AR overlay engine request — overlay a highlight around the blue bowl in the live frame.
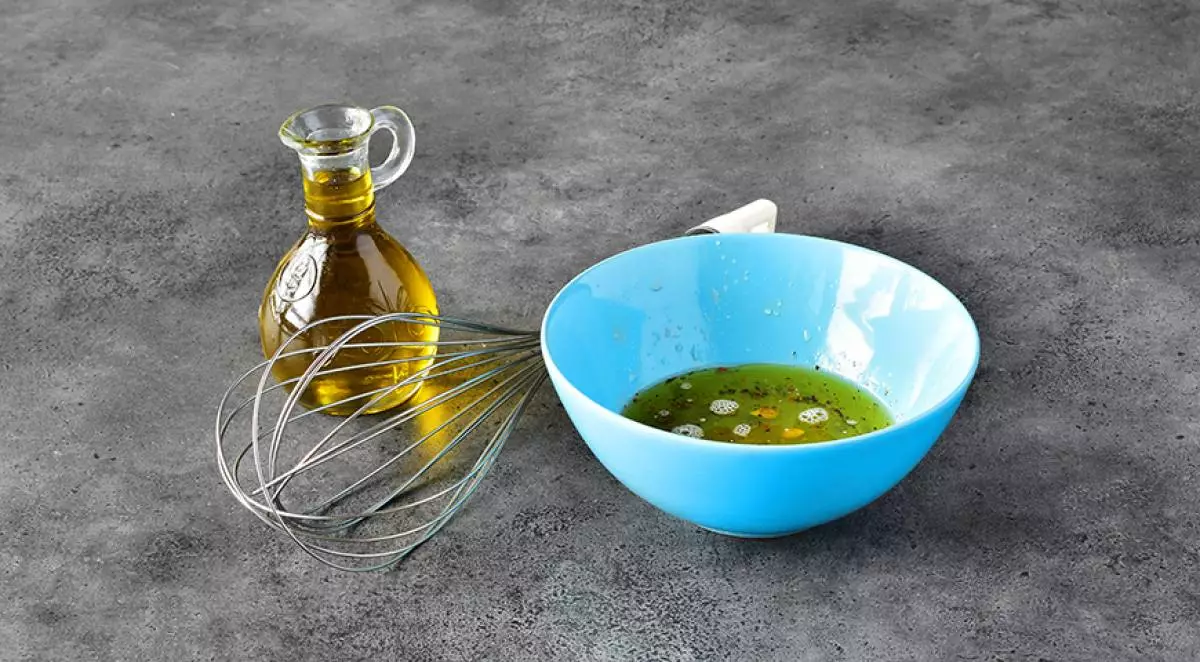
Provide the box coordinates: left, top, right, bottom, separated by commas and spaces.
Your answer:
541, 233, 980, 537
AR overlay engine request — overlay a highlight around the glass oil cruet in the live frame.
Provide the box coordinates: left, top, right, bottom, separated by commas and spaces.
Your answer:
259, 103, 439, 416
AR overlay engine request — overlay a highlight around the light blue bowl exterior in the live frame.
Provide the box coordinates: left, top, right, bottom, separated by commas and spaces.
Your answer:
541, 233, 980, 537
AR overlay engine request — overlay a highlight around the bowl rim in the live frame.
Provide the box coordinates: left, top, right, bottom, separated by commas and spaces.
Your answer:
539, 232, 981, 453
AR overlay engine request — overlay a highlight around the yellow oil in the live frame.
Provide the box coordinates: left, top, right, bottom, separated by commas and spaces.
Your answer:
302, 167, 375, 220
406, 348, 522, 483
259, 166, 440, 416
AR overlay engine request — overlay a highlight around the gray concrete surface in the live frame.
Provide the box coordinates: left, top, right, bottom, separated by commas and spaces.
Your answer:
3, 0, 1199, 659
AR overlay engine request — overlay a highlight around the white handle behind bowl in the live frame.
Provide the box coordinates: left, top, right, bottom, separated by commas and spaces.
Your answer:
685, 199, 778, 235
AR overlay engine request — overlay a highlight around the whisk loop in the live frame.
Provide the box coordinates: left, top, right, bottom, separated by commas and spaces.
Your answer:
215, 313, 546, 571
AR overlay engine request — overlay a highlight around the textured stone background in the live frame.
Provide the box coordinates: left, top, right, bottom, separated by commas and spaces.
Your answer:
3, 0, 1199, 659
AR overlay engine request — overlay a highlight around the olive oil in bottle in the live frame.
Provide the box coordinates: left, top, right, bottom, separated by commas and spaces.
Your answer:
259, 104, 438, 416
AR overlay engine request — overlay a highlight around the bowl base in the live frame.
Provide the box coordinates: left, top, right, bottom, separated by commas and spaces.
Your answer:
698, 524, 803, 539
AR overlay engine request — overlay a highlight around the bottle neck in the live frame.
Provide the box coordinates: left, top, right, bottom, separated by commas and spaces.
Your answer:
297, 147, 377, 230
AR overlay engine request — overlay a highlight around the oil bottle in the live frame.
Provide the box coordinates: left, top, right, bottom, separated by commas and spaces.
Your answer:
259, 103, 439, 415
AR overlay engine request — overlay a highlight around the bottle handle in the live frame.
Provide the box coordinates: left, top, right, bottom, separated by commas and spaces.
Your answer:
368, 106, 416, 191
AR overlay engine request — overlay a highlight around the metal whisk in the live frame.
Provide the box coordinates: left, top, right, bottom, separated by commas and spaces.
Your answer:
214, 313, 547, 571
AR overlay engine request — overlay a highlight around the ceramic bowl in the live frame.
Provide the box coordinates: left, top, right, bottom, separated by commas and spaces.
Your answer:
541, 233, 979, 537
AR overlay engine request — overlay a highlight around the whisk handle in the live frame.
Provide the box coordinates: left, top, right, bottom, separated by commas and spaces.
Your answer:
684, 199, 778, 236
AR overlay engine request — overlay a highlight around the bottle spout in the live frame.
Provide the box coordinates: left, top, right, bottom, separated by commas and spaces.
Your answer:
279, 104, 375, 155
280, 103, 416, 194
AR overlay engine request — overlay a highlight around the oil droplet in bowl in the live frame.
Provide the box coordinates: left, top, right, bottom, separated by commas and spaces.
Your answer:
798, 407, 829, 424
709, 399, 739, 415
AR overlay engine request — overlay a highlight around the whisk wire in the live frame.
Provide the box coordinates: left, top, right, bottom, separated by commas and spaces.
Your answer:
261, 366, 548, 572
215, 313, 549, 571
296, 356, 547, 521
255, 346, 542, 500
